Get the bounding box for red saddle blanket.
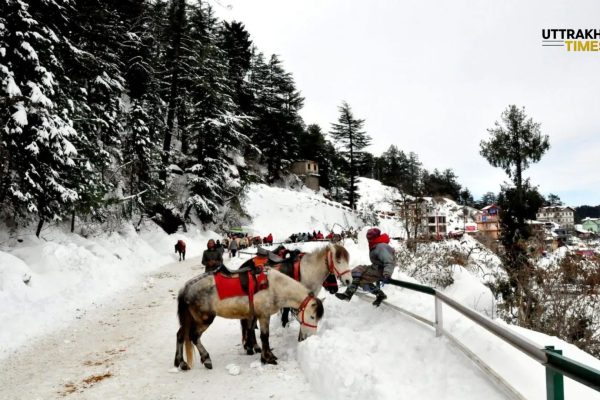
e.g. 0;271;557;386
214;268;269;300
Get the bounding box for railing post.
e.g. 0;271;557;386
545;346;564;400
434;295;443;337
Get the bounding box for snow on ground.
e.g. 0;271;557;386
376;269;600;400
1;183;600;399
0;254;318;400
0;221;216;360
298;288;506;400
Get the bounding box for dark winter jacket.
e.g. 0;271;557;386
202;248;223;272
369;242;396;278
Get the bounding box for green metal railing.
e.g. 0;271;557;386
383;278;600;400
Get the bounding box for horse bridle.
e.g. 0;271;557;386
326;249;351;279
298;294;318;329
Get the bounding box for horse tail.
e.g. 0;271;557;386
177;292;194;368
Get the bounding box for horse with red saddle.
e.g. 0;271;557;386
175;265;323;368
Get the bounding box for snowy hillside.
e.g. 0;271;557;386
242;184;363;241
356;177;480;232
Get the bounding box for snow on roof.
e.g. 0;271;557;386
538;206;575;212
481;204;498;210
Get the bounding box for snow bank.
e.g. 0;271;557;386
0;222;216;359
297;288;506;400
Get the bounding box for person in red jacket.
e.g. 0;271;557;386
316;231;324;240
336;228;395;306
266;233;273;244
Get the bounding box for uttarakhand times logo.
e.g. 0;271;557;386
542;29;600;51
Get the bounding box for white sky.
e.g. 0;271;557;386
215;0;600;206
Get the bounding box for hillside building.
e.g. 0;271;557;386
476;204;501;240
536;206;575;230
581;217;600;234
290;160;320;192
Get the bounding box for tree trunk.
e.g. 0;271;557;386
160;0;186;184
349;123;355;210
514;131;524;228
36;219;44;238
71;209;76;233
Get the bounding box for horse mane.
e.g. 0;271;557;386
332;244;350;262
311;243;349;262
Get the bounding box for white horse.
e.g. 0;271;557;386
241;243;352;354
174;268;324;368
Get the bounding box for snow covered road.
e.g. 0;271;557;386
0;256;317;400
0;253;508;400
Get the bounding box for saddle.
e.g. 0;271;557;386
213;266;269;305
256;246;286;264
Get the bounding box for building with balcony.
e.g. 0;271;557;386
476;204;501;240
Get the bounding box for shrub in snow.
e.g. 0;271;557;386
395;243;455;288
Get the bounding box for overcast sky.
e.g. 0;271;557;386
216;0;600;206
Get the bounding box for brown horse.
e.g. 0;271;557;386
174;268;324;369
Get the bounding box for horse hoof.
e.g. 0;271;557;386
246;348;254;355
204;360;213;369
179;361;190;371
261;356;278;365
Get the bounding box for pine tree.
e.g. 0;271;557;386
120;0;164;216
160;0;186;184
183;3;249;223
422;168;462;199
64;0;130;224
0;0;79;235
480;105;550;227
404;152;423;196
249;53;304;182
330;101;371;209
218;21;253;113
481;105;550;327
380;145;408;187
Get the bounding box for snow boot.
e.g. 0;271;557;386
335;277;360;301
372;290;387;307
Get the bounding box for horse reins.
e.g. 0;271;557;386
297;294;318;329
